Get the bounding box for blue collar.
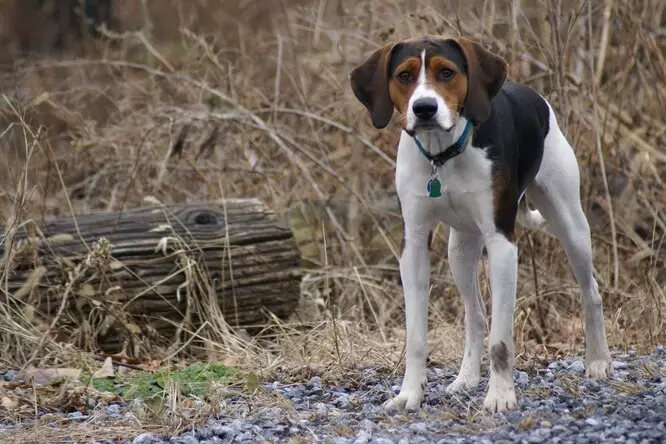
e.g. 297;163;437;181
412;120;473;167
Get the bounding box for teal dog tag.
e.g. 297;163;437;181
427;177;441;198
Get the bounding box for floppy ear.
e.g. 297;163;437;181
449;37;508;125
349;43;397;129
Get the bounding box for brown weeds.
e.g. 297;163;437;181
0;0;664;399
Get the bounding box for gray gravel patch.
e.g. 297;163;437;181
91;348;666;443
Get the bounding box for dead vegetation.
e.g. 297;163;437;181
0;0;665;436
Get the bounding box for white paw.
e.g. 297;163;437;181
445;374;480;394
585;358;613;379
384;387;425;413
483;380;518;413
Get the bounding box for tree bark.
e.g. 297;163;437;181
0;199;302;355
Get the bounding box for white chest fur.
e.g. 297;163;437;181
395;129;496;235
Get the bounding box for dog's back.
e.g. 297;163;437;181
477;81;551;200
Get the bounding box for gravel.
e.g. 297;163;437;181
113;347;666;444
7;348;666;443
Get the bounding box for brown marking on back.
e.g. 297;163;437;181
425;55;468;123
490;341;510;373
491;166;518;242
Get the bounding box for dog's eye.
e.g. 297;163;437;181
438;68;455;81
397;71;413;83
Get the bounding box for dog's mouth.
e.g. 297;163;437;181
406;121;454;136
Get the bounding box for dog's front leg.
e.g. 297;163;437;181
386;223;431;412
483;232;519;413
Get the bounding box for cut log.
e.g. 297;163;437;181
0;199;302;355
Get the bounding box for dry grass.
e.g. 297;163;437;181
0;0;665;435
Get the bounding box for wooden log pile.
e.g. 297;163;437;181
0;199;302;355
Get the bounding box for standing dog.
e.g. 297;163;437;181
349;36;612;413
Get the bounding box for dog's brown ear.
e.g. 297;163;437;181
349;43;397;129
449;37;507;125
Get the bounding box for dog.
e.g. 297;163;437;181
349;35;613;413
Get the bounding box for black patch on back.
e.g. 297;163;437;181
471;81;550;239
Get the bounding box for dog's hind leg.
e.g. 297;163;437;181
445;228;485;394
527;105;612;379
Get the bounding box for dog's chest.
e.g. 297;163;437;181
396;138;495;233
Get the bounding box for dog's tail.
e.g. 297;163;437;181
516;197;546;230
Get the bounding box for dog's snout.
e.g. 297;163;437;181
412;98;438;120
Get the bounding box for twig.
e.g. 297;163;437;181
92;355;149;372
595;0;614;85
588;2;620;292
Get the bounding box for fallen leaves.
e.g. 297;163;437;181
92;357;115;379
0;358;243;425
1;396;18;410
15;367;82;385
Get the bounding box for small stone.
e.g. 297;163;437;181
584;418;601;427
354;430;372;444
66;411;85;420
361;403;379;415
176;435;199;444
359;419;375;430
567;360;585;374
583;379;600;392
374;439;395;444
516;371;529;386
409;423;428;434
196;428;213;440
3;371;16;382
210;425;235;438
133;433;159;444
234;431;252;442
614;371;629;380
334;394;350;408
106;404;121;417
612;360;628;370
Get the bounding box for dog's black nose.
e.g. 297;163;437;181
412;98;438;120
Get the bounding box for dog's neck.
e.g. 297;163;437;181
412;117;469;155
412;119;474;171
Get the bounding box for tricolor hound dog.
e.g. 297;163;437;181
349;36;613;413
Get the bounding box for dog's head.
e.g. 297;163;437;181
350;36;507;135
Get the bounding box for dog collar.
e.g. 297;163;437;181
412;120;473;198
412;120;473;168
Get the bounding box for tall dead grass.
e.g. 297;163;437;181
0;0;665;376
